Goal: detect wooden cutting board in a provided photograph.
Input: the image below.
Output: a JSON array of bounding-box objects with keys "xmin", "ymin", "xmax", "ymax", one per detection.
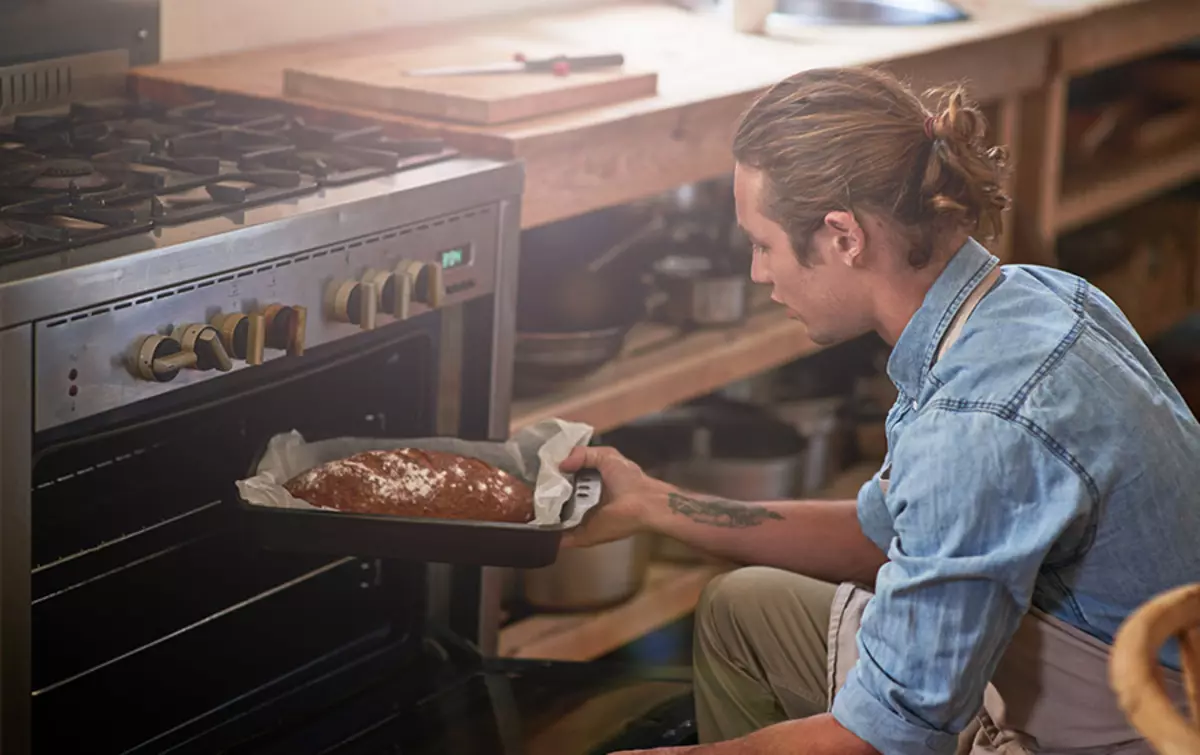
[{"xmin": 282, "ymin": 45, "xmax": 658, "ymax": 125}]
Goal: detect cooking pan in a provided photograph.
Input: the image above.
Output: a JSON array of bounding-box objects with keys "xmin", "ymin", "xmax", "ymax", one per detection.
[
  {"xmin": 604, "ymin": 396, "xmax": 805, "ymax": 562},
  {"xmin": 235, "ymin": 443, "xmax": 603, "ymax": 569},
  {"xmin": 513, "ymin": 326, "xmax": 628, "ymax": 398},
  {"xmin": 518, "ymin": 206, "xmax": 663, "ymax": 333},
  {"xmin": 603, "ymin": 396, "xmax": 806, "ymax": 481}
]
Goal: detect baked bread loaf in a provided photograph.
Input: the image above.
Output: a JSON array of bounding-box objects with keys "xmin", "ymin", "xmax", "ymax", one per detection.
[{"xmin": 283, "ymin": 448, "xmax": 534, "ymax": 523}]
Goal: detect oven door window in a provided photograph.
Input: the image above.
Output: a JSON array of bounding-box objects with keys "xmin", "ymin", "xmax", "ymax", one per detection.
[{"xmin": 31, "ymin": 322, "xmax": 441, "ymax": 754}]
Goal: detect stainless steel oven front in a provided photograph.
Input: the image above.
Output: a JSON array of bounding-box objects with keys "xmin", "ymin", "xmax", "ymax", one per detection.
[{"xmin": 0, "ymin": 156, "xmax": 523, "ymax": 753}]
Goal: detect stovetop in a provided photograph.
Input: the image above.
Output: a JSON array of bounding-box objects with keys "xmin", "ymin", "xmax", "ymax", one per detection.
[{"xmin": 0, "ymin": 98, "xmax": 458, "ymax": 264}]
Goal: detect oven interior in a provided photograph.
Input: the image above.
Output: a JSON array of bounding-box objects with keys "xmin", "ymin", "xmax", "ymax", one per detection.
[{"xmin": 30, "ymin": 316, "xmax": 465, "ymax": 754}]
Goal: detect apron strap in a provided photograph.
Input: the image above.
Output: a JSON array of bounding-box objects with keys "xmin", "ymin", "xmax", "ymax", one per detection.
[{"xmin": 934, "ymin": 265, "xmax": 1002, "ymax": 365}]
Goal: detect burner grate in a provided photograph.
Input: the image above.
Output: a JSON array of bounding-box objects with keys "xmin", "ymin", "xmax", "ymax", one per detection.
[{"xmin": 0, "ymin": 97, "xmax": 460, "ymax": 262}]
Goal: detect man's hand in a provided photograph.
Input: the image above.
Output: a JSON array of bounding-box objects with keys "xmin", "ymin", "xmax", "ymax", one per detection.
[{"xmin": 559, "ymin": 445, "xmax": 671, "ymax": 547}]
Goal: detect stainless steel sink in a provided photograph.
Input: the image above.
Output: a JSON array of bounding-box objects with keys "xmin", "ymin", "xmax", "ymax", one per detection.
[{"xmin": 770, "ymin": 0, "xmax": 969, "ymax": 26}]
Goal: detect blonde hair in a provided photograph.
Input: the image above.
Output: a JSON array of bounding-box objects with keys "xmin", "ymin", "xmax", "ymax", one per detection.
[{"xmin": 732, "ymin": 66, "xmax": 1010, "ymax": 268}]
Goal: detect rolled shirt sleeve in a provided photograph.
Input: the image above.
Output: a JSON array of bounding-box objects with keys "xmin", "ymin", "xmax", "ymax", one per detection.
[{"xmin": 833, "ymin": 409, "xmax": 1093, "ymax": 754}]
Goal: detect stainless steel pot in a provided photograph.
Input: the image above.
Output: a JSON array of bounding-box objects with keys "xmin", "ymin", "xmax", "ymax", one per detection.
[
  {"xmin": 661, "ymin": 425, "xmax": 800, "ymax": 500},
  {"xmin": 653, "ymin": 254, "xmax": 748, "ymax": 328},
  {"xmin": 606, "ymin": 398, "xmax": 805, "ymax": 563},
  {"xmin": 655, "ymin": 423, "xmax": 802, "ymax": 562},
  {"xmin": 520, "ymin": 533, "xmax": 653, "ymax": 612},
  {"xmin": 771, "ymin": 396, "xmax": 847, "ymax": 495}
]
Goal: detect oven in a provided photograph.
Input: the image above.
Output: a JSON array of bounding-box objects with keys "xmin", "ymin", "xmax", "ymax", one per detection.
[
  {"xmin": 1, "ymin": 149, "xmax": 529, "ymax": 752},
  {"xmin": 0, "ymin": 10, "xmax": 700, "ymax": 752}
]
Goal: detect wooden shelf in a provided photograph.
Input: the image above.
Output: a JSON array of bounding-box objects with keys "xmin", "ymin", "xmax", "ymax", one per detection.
[
  {"xmin": 1057, "ymin": 137, "xmax": 1200, "ymax": 234},
  {"xmin": 510, "ymin": 307, "xmax": 820, "ymax": 435},
  {"xmin": 499, "ymin": 561, "xmax": 725, "ymax": 661}
]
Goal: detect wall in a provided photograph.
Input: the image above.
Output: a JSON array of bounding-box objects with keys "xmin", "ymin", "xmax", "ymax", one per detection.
[{"xmin": 159, "ymin": 0, "xmax": 605, "ymax": 61}]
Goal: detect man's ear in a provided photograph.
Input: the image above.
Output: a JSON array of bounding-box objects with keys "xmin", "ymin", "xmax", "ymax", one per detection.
[{"xmin": 823, "ymin": 210, "xmax": 865, "ymax": 266}]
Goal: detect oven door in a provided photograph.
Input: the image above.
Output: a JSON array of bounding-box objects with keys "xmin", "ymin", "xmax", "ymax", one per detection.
[{"xmin": 28, "ymin": 316, "xmax": 476, "ymax": 755}]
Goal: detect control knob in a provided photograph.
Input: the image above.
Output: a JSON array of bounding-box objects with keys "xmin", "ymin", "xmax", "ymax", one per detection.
[
  {"xmin": 326, "ymin": 278, "xmax": 377, "ymax": 331},
  {"xmin": 397, "ymin": 260, "xmax": 444, "ymax": 309},
  {"xmin": 170, "ymin": 323, "xmax": 233, "ymax": 372},
  {"xmin": 131, "ymin": 334, "xmax": 196, "ymax": 382},
  {"xmin": 261, "ymin": 304, "xmax": 307, "ymax": 355},
  {"xmin": 210, "ymin": 312, "xmax": 266, "ymax": 365},
  {"xmin": 362, "ymin": 266, "xmax": 413, "ymax": 321}
]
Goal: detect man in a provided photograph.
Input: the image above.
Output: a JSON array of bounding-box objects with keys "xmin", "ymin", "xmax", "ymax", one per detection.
[{"xmin": 560, "ymin": 66, "xmax": 1200, "ymax": 754}]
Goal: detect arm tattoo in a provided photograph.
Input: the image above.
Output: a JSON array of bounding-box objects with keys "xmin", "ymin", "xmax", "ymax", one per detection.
[{"xmin": 667, "ymin": 492, "xmax": 784, "ymax": 528}]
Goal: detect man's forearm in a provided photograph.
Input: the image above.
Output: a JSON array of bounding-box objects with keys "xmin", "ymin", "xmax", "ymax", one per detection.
[{"xmin": 641, "ymin": 488, "xmax": 886, "ymax": 585}]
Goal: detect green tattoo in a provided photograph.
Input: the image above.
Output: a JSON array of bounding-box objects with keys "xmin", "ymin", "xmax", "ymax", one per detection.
[{"xmin": 666, "ymin": 492, "xmax": 784, "ymax": 528}]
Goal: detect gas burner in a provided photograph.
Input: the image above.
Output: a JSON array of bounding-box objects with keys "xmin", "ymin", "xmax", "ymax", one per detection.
[
  {"xmin": 42, "ymin": 159, "xmax": 95, "ymax": 178},
  {"xmin": 0, "ymin": 222, "xmax": 22, "ymax": 252},
  {"xmin": 0, "ymin": 95, "xmax": 463, "ymax": 263},
  {"xmin": 112, "ymin": 118, "xmax": 193, "ymax": 144},
  {"xmin": 27, "ymin": 159, "xmax": 121, "ymax": 192}
]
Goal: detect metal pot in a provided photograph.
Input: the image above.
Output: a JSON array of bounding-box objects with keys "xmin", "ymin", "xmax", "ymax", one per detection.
[
  {"xmin": 771, "ymin": 396, "xmax": 846, "ymax": 495},
  {"xmin": 520, "ymin": 533, "xmax": 653, "ymax": 612},
  {"xmin": 518, "ymin": 207, "xmax": 662, "ymax": 333},
  {"xmin": 606, "ymin": 397, "xmax": 805, "ymax": 562},
  {"xmin": 652, "ymin": 254, "xmax": 748, "ymax": 328}
]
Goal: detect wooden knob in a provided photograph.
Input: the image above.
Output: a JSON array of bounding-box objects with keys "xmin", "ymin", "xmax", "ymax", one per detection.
[
  {"xmin": 170, "ymin": 324, "xmax": 232, "ymax": 372},
  {"xmin": 246, "ymin": 313, "xmax": 266, "ymax": 365},
  {"xmin": 290, "ymin": 306, "xmax": 306, "ymax": 356},
  {"xmin": 358, "ymin": 281, "xmax": 377, "ymax": 331},
  {"xmin": 421, "ymin": 263, "xmax": 444, "ymax": 309},
  {"xmin": 395, "ymin": 261, "xmax": 423, "ymax": 318},
  {"xmin": 132, "ymin": 334, "xmax": 195, "ymax": 382},
  {"xmin": 153, "ymin": 349, "xmax": 198, "ymax": 377},
  {"xmin": 262, "ymin": 304, "xmax": 304, "ymax": 355},
  {"xmin": 210, "ymin": 312, "xmax": 251, "ymax": 360}
]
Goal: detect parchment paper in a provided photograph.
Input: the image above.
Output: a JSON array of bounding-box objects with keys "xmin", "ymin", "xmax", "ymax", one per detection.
[{"xmin": 235, "ymin": 418, "xmax": 596, "ymax": 527}]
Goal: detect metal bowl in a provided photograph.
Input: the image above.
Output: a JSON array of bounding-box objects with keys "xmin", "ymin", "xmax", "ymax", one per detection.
[{"xmin": 513, "ymin": 326, "xmax": 629, "ymax": 397}]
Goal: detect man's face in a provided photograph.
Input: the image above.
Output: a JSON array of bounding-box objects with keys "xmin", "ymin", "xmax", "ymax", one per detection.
[{"xmin": 734, "ymin": 164, "xmax": 871, "ymax": 346}]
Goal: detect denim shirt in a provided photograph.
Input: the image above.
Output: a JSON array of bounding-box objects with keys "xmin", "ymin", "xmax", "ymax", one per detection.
[{"xmin": 830, "ymin": 238, "xmax": 1200, "ymax": 754}]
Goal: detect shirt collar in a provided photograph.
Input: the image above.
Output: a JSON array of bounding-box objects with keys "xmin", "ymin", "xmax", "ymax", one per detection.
[{"xmin": 887, "ymin": 238, "xmax": 998, "ymax": 399}]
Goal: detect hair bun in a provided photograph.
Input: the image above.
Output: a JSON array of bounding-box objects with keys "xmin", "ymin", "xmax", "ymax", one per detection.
[{"xmin": 919, "ymin": 85, "xmax": 1011, "ymax": 242}]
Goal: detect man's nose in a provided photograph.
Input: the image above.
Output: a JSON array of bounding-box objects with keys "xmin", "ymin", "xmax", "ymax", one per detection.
[{"xmin": 749, "ymin": 251, "xmax": 770, "ymax": 285}]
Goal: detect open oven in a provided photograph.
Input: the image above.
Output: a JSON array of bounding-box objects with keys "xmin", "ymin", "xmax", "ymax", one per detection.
[
  {"xmin": 0, "ymin": 178, "xmax": 525, "ymax": 751},
  {"xmin": 0, "ymin": 188, "xmax": 696, "ymax": 753},
  {"xmin": 0, "ymin": 9, "xmax": 700, "ymax": 751}
]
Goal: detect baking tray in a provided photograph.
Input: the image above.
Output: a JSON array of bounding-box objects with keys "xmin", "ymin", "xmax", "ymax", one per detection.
[{"xmin": 235, "ymin": 447, "xmax": 602, "ymax": 568}]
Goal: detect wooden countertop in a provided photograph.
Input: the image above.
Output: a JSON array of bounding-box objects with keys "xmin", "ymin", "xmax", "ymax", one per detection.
[{"xmin": 131, "ymin": 0, "xmax": 1142, "ymax": 229}]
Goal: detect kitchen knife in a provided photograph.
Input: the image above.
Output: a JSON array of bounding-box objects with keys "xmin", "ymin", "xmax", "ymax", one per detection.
[{"xmin": 405, "ymin": 53, "xmax": 625, "ymax": 77}]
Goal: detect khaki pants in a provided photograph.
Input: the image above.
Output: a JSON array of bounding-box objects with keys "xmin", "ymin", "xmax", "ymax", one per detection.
[
  {"xmin": 693, "ymin": 567, "xmax": 1181, "ymax": 754},
  {"xmin": 693, "ymin": 567, "xmax": 836, "ymax": 742}
]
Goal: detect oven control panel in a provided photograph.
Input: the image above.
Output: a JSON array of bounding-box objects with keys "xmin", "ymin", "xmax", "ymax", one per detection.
[{"xmin": 34, "ymin": 207, "xmax": 500, "ymax": 431}]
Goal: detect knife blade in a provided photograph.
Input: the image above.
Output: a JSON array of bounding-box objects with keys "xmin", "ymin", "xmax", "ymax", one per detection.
[{"xmin": 405, "ymin": 53, "xmax": 625, "ymax": 77}]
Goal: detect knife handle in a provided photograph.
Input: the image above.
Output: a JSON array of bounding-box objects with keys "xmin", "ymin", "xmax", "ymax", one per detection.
[{"xmin": 523, "ymin": 53, "xmax": 625, "ymax": 72}]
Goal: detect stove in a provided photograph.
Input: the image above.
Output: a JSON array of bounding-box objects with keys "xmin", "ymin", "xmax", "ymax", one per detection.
[
  {"xmin": 0, "ymin": 39, "xmax": 699, "ymax": 753},
  {"xmin": 0, "ymin": 98, "xmax": 458, "ymax": 263}
]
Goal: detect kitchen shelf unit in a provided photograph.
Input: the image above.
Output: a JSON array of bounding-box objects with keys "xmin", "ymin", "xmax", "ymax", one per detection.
[
  {"xmin": 1017, "ymin": 0, "xmax": 1200, "ymax": 260},
  {"xmin": 1056, "ymin": 136, "xmax": 1200, "ymax": 235},
  {"xmin": 509, "ymin": 305, "xmax": 821, "ymax": 436},
  {"xmin": 499, "ymin": 561, "xmax": 724, "ymax": 661}
]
